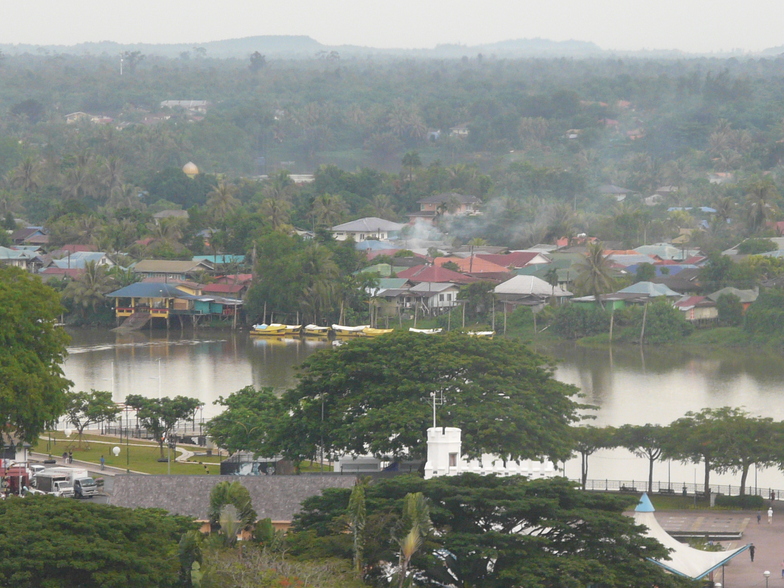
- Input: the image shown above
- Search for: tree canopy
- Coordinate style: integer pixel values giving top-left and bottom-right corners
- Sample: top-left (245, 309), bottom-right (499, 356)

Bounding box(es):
top-left (0, 266), bottom-right (71, 443)
top-left (64, 389), bottom-right (122, 446)
top-left (0, 496), bottom-right (195, 587)
top-left (210, 332), bottom-right (584, 465)
top-left (289, 474), bottom-right (694, 588)
top-left (125, 394), bottom-right (201, 458)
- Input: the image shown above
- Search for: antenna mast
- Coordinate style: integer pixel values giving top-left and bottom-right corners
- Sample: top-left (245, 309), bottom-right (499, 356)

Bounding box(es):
top-left (430, 390), bottom-right (444, 428)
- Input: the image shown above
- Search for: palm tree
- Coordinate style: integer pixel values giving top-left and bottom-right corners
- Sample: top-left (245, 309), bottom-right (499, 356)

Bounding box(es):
top-left (310, 193), bottom-right (347, 228)
top-left (63, 261), bottom-right (116, 317)
top-left (394, 492), bottom-right (432, 588)
top-left (368, 194), bottom-right (396, 219)
top-left (299, 245), bottom-right (339, 323)
top-left (575, 242), bottom-right (615, 307)
top-left (544, 267), bottom-right (559, 303)
top-left (745, 179), bottom-right (779, 234)
top-left (9, 157), bottom-right (41, 193)
top-left (207, 180), bottom-right (241, 222)
top-left (259, 198), bottom-right (291, 231)
top-left (97, 156), bottom-right (124, 202)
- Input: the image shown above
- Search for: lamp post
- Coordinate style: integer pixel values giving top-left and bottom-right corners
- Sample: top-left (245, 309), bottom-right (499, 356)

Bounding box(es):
top-left (764, 570), bottom-right (771, 588)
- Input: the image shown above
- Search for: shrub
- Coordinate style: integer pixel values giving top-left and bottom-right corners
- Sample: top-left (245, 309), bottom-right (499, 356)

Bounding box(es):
top-left (714, 494), bottom-right (764, 509)
top-left (552, 304), bottom-right (610, 339)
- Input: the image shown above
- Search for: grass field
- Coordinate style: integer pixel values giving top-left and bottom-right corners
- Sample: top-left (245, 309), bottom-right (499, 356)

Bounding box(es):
top-left (32, 431), bottom-right (223, 475)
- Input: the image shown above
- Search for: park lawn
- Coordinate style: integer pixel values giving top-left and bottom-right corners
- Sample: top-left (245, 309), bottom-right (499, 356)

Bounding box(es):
top-left (32, 434), bottom-right (222, 475)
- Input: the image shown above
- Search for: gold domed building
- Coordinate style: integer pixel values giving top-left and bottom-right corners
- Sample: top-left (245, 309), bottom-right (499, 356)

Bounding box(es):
top-left (182, 161), bottom-right (199, 177)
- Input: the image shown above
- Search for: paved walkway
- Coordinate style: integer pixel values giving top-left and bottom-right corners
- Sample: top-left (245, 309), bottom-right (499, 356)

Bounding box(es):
top-left (649, 501), bottom-right (784, 587)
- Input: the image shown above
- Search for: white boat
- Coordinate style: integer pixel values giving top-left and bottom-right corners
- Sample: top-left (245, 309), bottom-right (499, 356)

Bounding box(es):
top-left (409, 328), bottom-right (443, 335)
top-left (466, 331), bottom-right (495, 339)
top-left (332, 324), bottom-right (370, 337)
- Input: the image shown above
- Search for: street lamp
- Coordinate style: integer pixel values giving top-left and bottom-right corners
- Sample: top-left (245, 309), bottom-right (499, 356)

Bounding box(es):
top-left (764, 570), bottom-right (771, 588)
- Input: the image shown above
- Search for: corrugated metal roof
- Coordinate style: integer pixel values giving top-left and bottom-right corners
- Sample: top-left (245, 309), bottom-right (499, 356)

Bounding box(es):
top-left (109, 474), bottom-right (357, 521)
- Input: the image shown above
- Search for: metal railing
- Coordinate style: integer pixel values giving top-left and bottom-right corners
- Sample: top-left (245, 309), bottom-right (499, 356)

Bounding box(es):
top-left (579, 478), bottom-right (781, 499)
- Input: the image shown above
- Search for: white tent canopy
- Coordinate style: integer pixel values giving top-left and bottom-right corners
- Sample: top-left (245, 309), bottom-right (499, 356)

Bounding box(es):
top-left (633, 493), bottom-right (749, 580)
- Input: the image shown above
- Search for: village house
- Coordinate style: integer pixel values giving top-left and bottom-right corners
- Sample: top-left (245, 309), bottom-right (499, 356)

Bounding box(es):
top-left (409, 193), bottom-right (482, 223)
top-left (132, 259), bottom-right (214, 282)
top-left (331, 217), bottom-right (404, 242)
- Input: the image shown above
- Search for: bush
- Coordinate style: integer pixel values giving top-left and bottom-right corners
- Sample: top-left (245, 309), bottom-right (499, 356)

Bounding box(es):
top-left (612, 299), bottom-right (693, 344)
top-left (552, 304), bottom-right (610, 339)
top-left (744, 288), bottom-right (784, 336)
top-left (714, 494), bottom-right (764, 509)
top-left (717, 293), bottom-right (743, 326)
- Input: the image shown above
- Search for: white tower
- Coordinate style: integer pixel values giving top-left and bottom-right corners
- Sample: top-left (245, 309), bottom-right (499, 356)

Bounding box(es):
top-left (424, 426), bottom-right (462, 479)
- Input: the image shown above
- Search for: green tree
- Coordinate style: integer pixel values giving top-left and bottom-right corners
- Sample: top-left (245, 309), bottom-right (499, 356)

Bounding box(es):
top-left (698, 252), bottom-right (734, 292)
top-left (0, 266), bottom-right (71, 442)
top-left (717, 292), bottom-right (743, 326)
top-left (0, 497), bottom-right (195, 587)
top-left (666, 407), bottom-right (750, 495)
top-left (614, 424), bottom-right (669, 494)
top-left (206, 386), bottom-right (286, 457)
top-left (743, 288), bottom-right (784, 336)
top-left (64, 389), bottom-right (122, 448)
top-left (125, 394), bottom-right (201, 458)
top-left (571, 425), bottom-right (614, 490)
top-left (634, 262), bottom-right (656, 283)
top-left (457, 281), bottom-right (496, 322)
top-left (708, 409), bottom-right (779, 496)
top-left (291, 474), bottom-right (692, 588)
top-left (280, 331), bottom-right (583, 463)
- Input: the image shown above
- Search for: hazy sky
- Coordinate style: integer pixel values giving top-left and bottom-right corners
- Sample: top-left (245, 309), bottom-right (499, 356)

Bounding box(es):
top-left (3, 0), bottom-right (782, 53)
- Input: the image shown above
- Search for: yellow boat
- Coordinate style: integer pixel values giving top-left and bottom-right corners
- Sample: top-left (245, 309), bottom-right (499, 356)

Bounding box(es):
top-left (362, 327), bottom-right (394, 336)
top-left (303, 324), bottom-right (332, 337)
top-left (269, 323), bottom-right (302, 335)
top-left (250, 323), bottom-right (287, 336)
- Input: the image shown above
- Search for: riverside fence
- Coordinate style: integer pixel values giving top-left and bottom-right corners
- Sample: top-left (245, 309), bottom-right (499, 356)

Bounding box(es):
top-left (579, 478), bottom-right (781, 500)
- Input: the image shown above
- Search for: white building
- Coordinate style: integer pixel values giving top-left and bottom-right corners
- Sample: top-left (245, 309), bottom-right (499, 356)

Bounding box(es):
top-left (331, 217), bottom-right (405, 242)
top-left (424, 426), bottom-right (556, 480)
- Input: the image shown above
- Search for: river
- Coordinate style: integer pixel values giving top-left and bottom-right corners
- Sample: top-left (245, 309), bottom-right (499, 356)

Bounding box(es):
top-left (62, 328), bottom-right (784, 491)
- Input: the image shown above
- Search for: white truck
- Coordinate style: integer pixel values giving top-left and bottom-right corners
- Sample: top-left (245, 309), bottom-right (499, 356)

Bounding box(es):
top-left (67, 468), bottom-right (98, 498)
top-left (33, 467), bottom-right (97, 498)
top-left (31, 469), bottom-right (74, 498)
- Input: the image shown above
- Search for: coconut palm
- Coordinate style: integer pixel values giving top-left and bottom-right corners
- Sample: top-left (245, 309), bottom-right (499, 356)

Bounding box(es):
top-left (207, 180), bottom-right (241, 222)
top-left (368, 194), bottom-right (396, 220)
top-left (259, 197), bottom-right (291, 231)
top-left (311, 193), bottom-right (347, 228)
top-left (745, 179), bottom-right (780, 234)
top-left (575, 241), bottom-right (615, 307)
top-left (63, 261), bottom-right (116, 317)
top-left (9, 157), bottom-right (41, 193)
top-left (97, 156), bottom-right (124, 202)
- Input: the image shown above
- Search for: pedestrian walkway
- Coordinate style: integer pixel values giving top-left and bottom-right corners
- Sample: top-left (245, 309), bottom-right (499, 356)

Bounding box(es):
top-left (645, 500), bottom-right (784, 587)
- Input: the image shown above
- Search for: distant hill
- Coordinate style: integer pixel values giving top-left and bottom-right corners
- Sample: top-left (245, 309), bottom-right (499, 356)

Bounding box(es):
top-left (0, 35), bottom-right (724, 60)
top-left (0, 35), bottom-right (326, 59)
